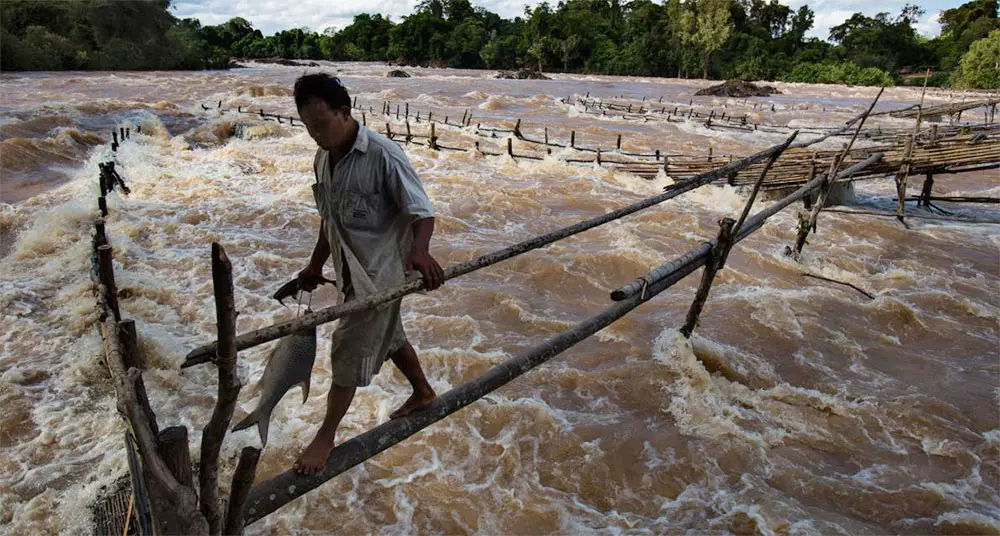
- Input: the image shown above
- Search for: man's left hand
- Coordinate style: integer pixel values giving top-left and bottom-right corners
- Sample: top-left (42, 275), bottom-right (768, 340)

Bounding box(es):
top-left (406, 249), bottom-right (444, 290)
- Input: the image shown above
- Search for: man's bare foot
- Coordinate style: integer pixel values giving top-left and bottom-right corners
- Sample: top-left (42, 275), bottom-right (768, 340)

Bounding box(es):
top-left (293, 433), bottom-right (335, 476)
top-left (390, 388), bottom-right (436, 419)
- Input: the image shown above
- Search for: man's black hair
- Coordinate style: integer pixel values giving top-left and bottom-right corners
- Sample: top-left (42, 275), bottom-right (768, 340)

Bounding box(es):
top-left (294, 73), bottom-right (351, 111)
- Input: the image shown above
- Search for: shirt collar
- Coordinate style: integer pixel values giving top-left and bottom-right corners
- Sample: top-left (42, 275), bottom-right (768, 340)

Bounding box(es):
top-left (351, 123), bottom-right (369, 154)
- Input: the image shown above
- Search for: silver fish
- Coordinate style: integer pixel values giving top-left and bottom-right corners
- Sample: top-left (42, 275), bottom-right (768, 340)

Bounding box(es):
top-left (232, 326), bottom-right (317, 446)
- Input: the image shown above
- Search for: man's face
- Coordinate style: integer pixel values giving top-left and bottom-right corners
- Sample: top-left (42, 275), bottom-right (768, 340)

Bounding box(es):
top-left (298, 98), bottom-right (352, 151)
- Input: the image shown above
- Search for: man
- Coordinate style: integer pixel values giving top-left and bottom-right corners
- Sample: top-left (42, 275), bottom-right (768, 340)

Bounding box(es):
top-left (291, 73), bottom-right (442, 475)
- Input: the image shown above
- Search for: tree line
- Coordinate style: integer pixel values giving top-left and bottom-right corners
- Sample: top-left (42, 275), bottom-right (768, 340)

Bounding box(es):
top-left (1, 0), bottom-right (997, 88)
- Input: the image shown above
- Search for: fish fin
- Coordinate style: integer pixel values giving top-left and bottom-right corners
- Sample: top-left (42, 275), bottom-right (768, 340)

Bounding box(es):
top-left (300, 377), bottom-right (311, 404)
top-left (232, 408), bottom-right (271, 447)
top-left (258, 416), bottom-right (270, 448)
top-left (232, 410), bottom-right (258, 433)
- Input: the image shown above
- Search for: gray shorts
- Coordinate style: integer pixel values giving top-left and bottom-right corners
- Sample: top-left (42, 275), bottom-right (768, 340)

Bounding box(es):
top-left (329, 287), bottom-right (408, 388)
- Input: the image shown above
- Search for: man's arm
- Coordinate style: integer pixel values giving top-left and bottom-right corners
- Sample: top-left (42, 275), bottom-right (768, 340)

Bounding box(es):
top-left (298, 223), bottom-right (330, 291)
top-left (407, 217), bottom-right (444, 290)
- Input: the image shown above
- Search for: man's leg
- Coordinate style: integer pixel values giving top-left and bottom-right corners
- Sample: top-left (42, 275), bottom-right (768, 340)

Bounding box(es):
top-left (389, 342), bottom-right (437, 419)
top-left (294, 383), bottom-right (356, 475)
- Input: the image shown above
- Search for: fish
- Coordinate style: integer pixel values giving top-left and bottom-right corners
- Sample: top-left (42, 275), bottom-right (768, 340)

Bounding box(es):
top-left (232, 325), bottom-right (317, 447)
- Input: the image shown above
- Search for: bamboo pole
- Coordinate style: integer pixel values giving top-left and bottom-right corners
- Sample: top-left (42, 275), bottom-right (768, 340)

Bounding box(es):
top-left (793, 88), bottom-right (884, 256)
top-left (198, 243), bottom-right (242, 535)
top-left (612, 153), bottom-right (884, 301)
top-left (183, 141), bottom-right (800, 366)
top-left (822, 208), bottom-right (1000, 224)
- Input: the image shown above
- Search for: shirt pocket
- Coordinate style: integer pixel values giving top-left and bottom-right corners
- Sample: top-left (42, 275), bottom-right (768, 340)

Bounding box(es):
top-left (341, 190), bottom-right (383, 230)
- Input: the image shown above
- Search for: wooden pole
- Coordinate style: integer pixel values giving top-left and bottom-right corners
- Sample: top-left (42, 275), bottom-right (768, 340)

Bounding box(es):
top-left (616, 134), bottom-right (621, 150)
top-left (405, 121), bottom-right (411, 143)
top-left (429, 123), bottom-right (438, 150)
top-left (405, 102), bottom-right (409, 118)
top-left (680, 218), bottom-right (735, 338)
top-left (157, 426), bottom-right (194, 489)
top-left (507, 138), bottom-right (513, 157)
top-left (95, 218), bottom-right (107, 247)
top-left (183, 140), bottom-right (805, 366)
top-left (895, 135), bottom-right (916, 225)
top-left (98, 245), bottom-right (120, 321)
top-left (118, 319), bottom-right (143, 370)
top-left (570, 131), bottom-right (575, 148)
top-left (198, 242), bottom-right (242, 535)
top-left (596, 148), bottom-right (602, 166)
top-left (223, 447), bottom-right (260, 535)
top-left (794, 87), bottom-right (884, 256)
top-left (918, 172), bottom-right (934, 207)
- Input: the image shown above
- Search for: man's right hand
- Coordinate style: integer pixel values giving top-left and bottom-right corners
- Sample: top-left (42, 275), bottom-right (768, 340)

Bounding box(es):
top-left (297, 264), bottom-right (326, 292)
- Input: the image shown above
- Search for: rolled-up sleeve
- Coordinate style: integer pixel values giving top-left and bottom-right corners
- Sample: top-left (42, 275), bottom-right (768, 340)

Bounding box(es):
top-left (384, 148), bottom-right (435, 219)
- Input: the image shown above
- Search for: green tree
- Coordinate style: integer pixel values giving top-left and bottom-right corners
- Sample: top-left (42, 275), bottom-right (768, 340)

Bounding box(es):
top-left (694, 0), bottom-right (735, 78)
top-left (951, 29), bottom-right (1000, 88)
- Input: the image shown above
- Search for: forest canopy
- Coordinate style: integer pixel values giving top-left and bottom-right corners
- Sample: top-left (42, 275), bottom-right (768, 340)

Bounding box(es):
top-left (1, 0), bottom-right (997, 88)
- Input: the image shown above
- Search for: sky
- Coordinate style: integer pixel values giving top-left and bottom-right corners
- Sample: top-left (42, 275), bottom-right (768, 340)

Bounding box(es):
top-left (171, 0), bottom-right (959, 41)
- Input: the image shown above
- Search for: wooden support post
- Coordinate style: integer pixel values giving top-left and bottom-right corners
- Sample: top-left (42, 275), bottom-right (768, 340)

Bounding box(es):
top-left (688, 108), bottom-right (694, 119)
top-left (95, 218), bottom-right (107, 247)
top-left (444, 116), bottom-right (448, 124)
top-left (770, 104), bottom-right (775, 112)
top-left (570, 131), bottom-right (575, 148)
top-left (895, 135), bottom-right (915, 224)
top-left (405, 102), bottom-right (409, 118)
top-left (361, 112), bottom-right (366, 126)
top-left (673, 106), bottom-right (678, 115)
top-left (475, 140), bottom-right (481, 153)
top-left (466, 111), bottom-right (473, 127)
top-left (405, 121), bottom-right (411, 143)
top-left (544, 127), bottom-right (548, 145)
top-left (125, 127), bottom-right (130, 139)
top-left (919, 172), bottom-right (934, 207)
top-left (136, 125), bottom-right (141, 134)
top-left (429, 123), bottom-right (438, 150)
top-left (428, 111), bottom-right (432, 123)
top-left (157, 426), bottom-right (193, 489)
top-left (616, 134), bottom-right (621, 150)
top-left (513, 118), bottom-right (522, 139)
top-left (708, 147), bottom-right (713, 163)
top-left (98, 245), bottom-right (120, 321)
top-left (352, 97), bottom-right (357, 108)
top-left (395, 105), bottom-right (400, 120)
top-left (385, 123), bottom-right (393, 139)
top-left (655, 149), bottom-right (660, 161)
top-left (680, 218), bottom-right (735, 338)
top-left (507, 138), bottom-right (513, 157)
top-left (461, 109), bottom-right (467, 125)
top-left (416, 111), bottom-right (420, 122)
top-left (199, 243), bottom-right (242, 535)
top-left (628, 104), bottom-right (632, 113)
top-left (120, 127), bottom-right (125, 141)
top-left (119, 319), bottom-right (143, 370)
top-left (113, 131), bottom-right (119, 147)
top-left (596, 148), bottom-right (602, 166)
top-left (224, 447), bottom-right (260, 536)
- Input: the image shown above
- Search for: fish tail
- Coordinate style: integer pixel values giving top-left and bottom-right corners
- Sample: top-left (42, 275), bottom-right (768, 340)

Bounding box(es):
top-left (232, 409), bottom-right (271, 447)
